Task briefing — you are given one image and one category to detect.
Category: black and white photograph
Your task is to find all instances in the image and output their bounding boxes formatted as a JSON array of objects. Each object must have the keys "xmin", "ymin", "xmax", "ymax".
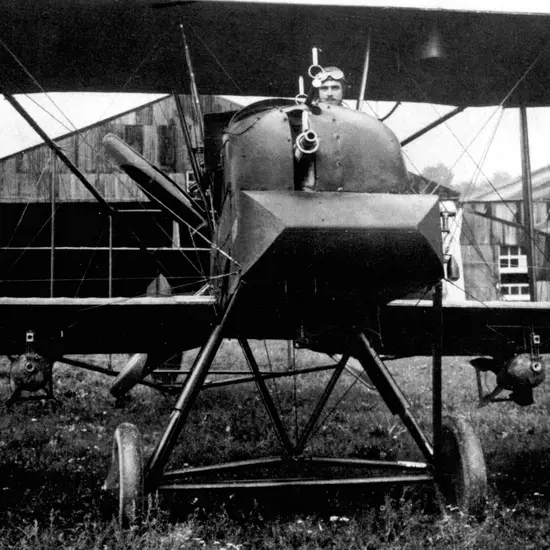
[{"xmin": 1, "ymin": 1, "xmax": 550, "ymax": 547}]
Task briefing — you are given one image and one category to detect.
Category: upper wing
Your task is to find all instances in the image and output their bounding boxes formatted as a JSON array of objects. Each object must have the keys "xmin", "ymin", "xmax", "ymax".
[
  {"xmin": 2, "ymin": 1, "xmax": 550, "ymax": 106},
  {"xmin": 378, "ymin": 299, "xmax": 550, "ymax": 357}
]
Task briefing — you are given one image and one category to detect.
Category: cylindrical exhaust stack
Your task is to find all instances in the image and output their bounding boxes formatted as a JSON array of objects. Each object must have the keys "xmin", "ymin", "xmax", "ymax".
[{"xmin": 103, "ymin": 133, "xmax": 207, "ymax": 229}]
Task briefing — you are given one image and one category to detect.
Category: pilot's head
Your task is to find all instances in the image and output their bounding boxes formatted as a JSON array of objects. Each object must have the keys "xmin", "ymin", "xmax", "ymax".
[{"xmin": 316, "ymin": 66, "xmax": 345, "ymax": 106}]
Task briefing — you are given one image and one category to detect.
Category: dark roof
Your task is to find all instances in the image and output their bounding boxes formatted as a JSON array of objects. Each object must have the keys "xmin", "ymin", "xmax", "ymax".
[
  {"xmin": 466, "ymin": 165, "xmax": 550, "ymax": 201},
  {"xmin": 408, "ymin": 172, "xmax": 460, "ymax": 199}
]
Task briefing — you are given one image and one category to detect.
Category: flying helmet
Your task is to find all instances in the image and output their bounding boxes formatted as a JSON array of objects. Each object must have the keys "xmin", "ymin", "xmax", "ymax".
[{"xmin": 312, "ymin": 66, "xmax": 346, "ymax": 88}]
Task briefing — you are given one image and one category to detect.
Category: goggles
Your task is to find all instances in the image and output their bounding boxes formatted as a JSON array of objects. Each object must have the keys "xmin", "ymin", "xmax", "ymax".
[
  {"xmin": 316, "ymin": 68, "xmax": 345, "ymax": 83},
  {"xmin": 311, "ymin": 68, "xmax": 345, "ymax": 89}
]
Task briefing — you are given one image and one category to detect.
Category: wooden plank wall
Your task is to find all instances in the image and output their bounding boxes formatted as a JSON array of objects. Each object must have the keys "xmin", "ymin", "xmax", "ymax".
[
  {"xmin": 0, "ymin": 95, "xmax": 238, "ymax": 203},
  {"xmin": 462, "ymin": 201, "xmax": 550, "ymax": 300}
]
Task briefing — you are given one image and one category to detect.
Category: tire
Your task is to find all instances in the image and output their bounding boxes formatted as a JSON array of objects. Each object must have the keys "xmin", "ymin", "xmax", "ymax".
[
  {"xmin": 438, "ymin": 415, "xmax": 487, "ymax": 519},
  {"xmin": 103, "ymin": 422, "xmax": 144, "ymax": 527}
]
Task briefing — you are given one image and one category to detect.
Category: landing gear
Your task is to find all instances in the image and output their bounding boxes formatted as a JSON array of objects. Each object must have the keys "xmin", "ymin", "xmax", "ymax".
[
  {"xmin": 103, "ymin": 422, "xmax": 144, "ymax": 527},
  {"xmin": 107, "ymin": 284, "xmax": 488, "ymax": 522},
  {"xmin": 438, "ymin": 416, "xmax": 487, "ymax": 519}
]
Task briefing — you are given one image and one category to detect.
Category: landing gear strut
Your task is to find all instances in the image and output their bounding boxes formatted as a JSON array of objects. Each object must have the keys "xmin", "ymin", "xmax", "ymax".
[{"xmin": 105, "ymin": 283, "xmax": 487, "ymax": 525}]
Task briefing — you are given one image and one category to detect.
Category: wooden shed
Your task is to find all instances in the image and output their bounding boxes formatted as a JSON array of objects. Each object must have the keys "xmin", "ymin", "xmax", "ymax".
[
  {"xmin": 0, "ymin": 94, "xmax": 241, "ymax": 298},
  {"xmin": 463, "ymin": 170, "xmax": 550, "ymax": 302}
]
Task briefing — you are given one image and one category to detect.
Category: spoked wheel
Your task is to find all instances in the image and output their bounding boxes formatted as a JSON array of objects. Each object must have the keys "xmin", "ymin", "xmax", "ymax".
[
  {"xmin": 438, "ymin": 415, "xmax": 487, "ymax": 519},
  {"xmin": 103, "ymin": 422, "xmax": 144, "ymax": 527}
]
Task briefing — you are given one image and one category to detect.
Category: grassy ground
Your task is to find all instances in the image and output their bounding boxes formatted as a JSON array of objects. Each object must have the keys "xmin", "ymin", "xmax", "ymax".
[{"xmin": 1, "ymin": 342, "xmax": 550, "ymax": 548}]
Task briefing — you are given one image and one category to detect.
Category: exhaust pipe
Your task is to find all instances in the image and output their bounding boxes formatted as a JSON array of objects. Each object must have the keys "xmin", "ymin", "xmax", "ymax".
[{"xmin": 103, "ymin": 133, "xmax": 206, "ymax": 228}]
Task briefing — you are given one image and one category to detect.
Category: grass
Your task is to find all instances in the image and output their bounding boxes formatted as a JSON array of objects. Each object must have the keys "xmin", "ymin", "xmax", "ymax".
[{"xmin": 1, "ymin": 343, "xmax": 550, "ymax": 548}]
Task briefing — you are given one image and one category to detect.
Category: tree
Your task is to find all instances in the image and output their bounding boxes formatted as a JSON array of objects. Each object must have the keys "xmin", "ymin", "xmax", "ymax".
[
  {"xmin": 421, "ymin": 163, "xmax": 454, "ymax": 187},
  {"xmin": 489, "ymin": 171, "xmax": 512, "ymax": 188},
  {"xmin": 455, "ymin": 171, "xmax": 513, "ymax": 198}
]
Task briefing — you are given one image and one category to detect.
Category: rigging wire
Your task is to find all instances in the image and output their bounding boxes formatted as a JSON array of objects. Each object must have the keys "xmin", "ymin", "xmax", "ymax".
[
  {"xmin": 0, "ymin": 38, "xmax": 242, "ymax": 293},
  {"xmin": 306, "ymin": 356, "xmax": 366, "ymax": 446},
  {"xmin": 2, "ymin": 144, "xmax": 209, "ymax": 296},
  {"xmin": 1, "ymin": 94, "xmax": 181, "ymax": 285},
  {"xmin": 404, "ymin": 46, "xmax": 550, "ymax": 269},
  {"xmin": 155, "ymin": 97, "xmax": 212, "ymax": 277},
  {"xmin": 401, "ymin": 45, "xmax": 550, "ymax": 303},
  {"xmin": 0, "ymin": 150, "xmax": 75, "ymax": 286},
  {"xmin": 290, "ymin": 342, "xmax": 299, "ymax": 445},
  {"xmin": 0, "ymin": 31, "xmax": 168, "ymax": 138},
  {"xmin": 106, "ymin": 166, "xmax": 207, "ymax": 280},
  {"xmin": 262, "ymin": 340, "xmax": 289, "ymax": 441},
  {"xmin": 188, "ymin": 26, "xmax": 244, "ymax": 96},
  {"xmin": 74, "ymin": 227, "xmax": 106, "ymax": 297},
  {"xmin": 0, "ymin": 30, "xmax": 208, "ymax": 272},
  {"xmin": 441, "ymin": 114, "xmax": 506, "ymax": 292},
  {"xmin": 3, "ymin": 155, "xmax": 53, "ymax": 250}
]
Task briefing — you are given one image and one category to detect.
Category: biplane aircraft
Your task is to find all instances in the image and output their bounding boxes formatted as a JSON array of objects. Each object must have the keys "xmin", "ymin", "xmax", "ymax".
[{"xmin": 2, "ymin": 0, "xmax": 550, "ymax": 526}]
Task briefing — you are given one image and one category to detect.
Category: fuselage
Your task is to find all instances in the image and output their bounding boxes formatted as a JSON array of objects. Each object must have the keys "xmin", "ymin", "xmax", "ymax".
[{"xmin": 211, "ymin": 100, "xmax": 443, "ymax": 341}]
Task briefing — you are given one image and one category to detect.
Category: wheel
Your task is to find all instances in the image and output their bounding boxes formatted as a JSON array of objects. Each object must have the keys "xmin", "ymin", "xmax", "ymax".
[
  {"xmin": 438, "ymin": 416, "xmax": 487, "ymax": 519},
  {"xmin": 103, "ymin": 422, "xmax": 144, "ymax": 527}
]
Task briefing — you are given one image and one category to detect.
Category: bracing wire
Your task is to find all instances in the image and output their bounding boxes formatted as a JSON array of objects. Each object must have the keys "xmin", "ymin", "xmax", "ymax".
[
  {"xmin": 290, "ymin": 342, "xmax": 299, "ymax": 445},
  {"xmin": 0, "ymin": 148, "xmax": 76, "ymax": 284},
  {"xmin": 74, "ymin": 228, "xmax": 106, "ymax": 297},
  {"xmin": 188, "ymin": 26, "xmax": 244, "ymax": 96},
  {"xmin": 0, "ymin": 38, "xmax": 242, "ymax": 294},
  {"xmin": 263, "ymin": 340, "xmax": 289, "ymax": 439},
  {"xmin": 404, "ymin": 45, "xmax": 550, "ymax": 275},
  {"xmin": 400, "ymin": 47, "xmax": 550, "ymax": 304},
  {"xmin": 306, "ymin": 357, "xmax": 367, "ymax": 446}
]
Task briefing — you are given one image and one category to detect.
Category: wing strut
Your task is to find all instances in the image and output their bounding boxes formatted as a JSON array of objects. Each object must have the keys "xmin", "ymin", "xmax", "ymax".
[
  {"xmin": 2, "ymin": 93, "xmax": 114, "ymax": 213},
  {"xmin": 180, "ymin": 25, "xmax": 204, "ymax": 143},
  {"xmin": 2, "ymin": 93, "xmax": 171, "ymax": 279},
  {"xmin": 144, "ymin": 285, "xmax": 241, "ymax": 492},
  {"xmin": 519, "ymin": 104, "xmax": 537, "ymax": 301},
  {"xmin": 356, "ymin": 28, "xmax": 372, "ymax": 112},
  {"xmin": 400, "ymin": 107, "xmax": 465, "ymax": 147}
]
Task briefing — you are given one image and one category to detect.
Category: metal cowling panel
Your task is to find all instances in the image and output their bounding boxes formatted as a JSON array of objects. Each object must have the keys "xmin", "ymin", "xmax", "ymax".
[
  {"xmin": 224, "ymin": 108, "xmax": 294, "ymax": 192},
  {"xmin": 312, "ymin": 105, "xmax": 410, "ymax": 193},
  {"xmin": 224, "ymin": 102, "xmax": 410, "ymax": 195},
  {"xmin": 232, "ymin": 191, "xmax": 443, "ymax": 303}
]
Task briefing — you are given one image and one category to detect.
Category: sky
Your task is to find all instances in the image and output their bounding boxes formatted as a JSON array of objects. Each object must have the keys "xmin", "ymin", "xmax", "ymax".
[
  {"xmin": 2, "ymin": 1, "xmax": 550, "ymax": 189},
  {"xmin": 0, "ymin": 93, "xmax": 167, "ymax": 157},
  {"xmin": 3, "ymin": 92, "xmax": 549, "ymax": 190},
  {"xmin": 380, "ymin": 102, "xmax": 550, "ymax": 186}
]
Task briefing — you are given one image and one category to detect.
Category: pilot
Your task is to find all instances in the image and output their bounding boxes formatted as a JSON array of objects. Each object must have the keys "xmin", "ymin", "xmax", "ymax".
[{"xmin": 315, "ymin": 66, "xmax": 346, "ymax": 106}]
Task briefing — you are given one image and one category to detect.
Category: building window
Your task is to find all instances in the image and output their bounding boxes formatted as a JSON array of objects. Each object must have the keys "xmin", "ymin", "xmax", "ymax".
[
  {"xmin": 501, "ymin": 283, "xmax": 530, "ymax": 300},
  {"xmin": 499, "ymin": 246, "xmax": 530, "ymax": 300},
  {"xmin": 499, "ymin": 246, "xmax": 528, "ymax": 273}
]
